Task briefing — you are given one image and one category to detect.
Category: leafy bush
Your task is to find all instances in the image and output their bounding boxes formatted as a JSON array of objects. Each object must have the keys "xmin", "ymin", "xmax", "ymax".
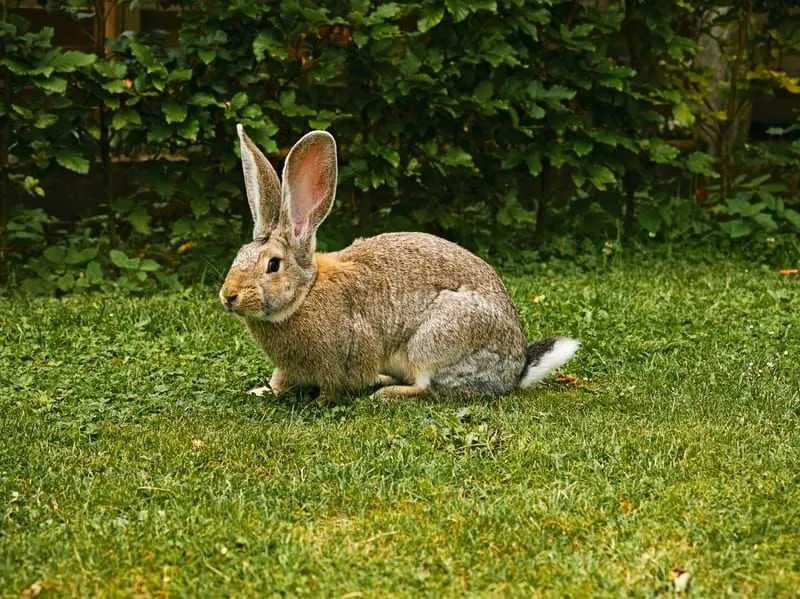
[{"xmin": 2, "ymin": 0, "xmax": 800, "ymax": 294}]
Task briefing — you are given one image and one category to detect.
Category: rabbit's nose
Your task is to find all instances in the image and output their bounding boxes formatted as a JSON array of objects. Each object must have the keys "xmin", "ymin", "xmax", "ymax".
[{"xmin": 223, "ymin": 293, "xmax": 238, "ymax": 309}]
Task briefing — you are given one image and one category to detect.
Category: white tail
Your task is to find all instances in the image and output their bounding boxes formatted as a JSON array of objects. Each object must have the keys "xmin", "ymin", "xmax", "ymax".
[{"xmin": 519, "ymin": 337, "xmax": 580, "ymax": 388}]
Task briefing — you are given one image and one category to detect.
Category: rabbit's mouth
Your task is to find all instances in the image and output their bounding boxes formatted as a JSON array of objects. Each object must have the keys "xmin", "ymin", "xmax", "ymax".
[{"xmin": 219, "ymin": 287, "xmax": 267, "ymax": 320}]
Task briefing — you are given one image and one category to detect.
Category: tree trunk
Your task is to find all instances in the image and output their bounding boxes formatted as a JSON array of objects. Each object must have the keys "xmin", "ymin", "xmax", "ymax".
[{"xmin": 95, "ymin": 0, "xmax": 116, "ymax": 241}]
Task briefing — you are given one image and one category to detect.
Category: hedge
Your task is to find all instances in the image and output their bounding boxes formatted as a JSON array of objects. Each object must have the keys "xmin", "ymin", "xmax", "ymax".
[{"xmin": 2, "ymin": 0, "xmax": 800, "ymax": 293}]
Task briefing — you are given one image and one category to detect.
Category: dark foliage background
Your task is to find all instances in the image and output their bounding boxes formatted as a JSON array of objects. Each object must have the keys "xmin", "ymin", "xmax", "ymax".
[{"xmin": 2, "ymin": 0, "xmax": 800, "ymax": 293}]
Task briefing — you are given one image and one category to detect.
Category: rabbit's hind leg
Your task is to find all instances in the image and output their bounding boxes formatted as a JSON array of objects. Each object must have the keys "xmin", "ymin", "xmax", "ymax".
[
  {"xmin": 405, "ymin": 290, "xmax": 525, "ymax": 398},
  {"xmin": 372, "ymin": 383, "xmax": 428, "ymax": 400}
]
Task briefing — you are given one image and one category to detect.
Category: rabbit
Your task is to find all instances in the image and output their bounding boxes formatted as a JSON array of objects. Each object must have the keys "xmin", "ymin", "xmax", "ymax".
[{"xmin": 219, "ymin": 125, "xmax": 579, "ymax": 402}]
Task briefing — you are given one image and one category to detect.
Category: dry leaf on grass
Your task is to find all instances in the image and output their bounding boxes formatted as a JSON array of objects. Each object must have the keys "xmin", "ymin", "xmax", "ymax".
[
  {"xmin": 21, "ymin": 581, "xmax": 43, "ymax": 598},
  {"xmin": 618, "ymin": 496, "xmax": 634, "ymax": 514},
  {"xmin": 555, "ymin": 373, "xmax": 578, "ymax": 385},
  {"xmin": 778, "ymin": 269, "xmax": 799, "ymax": 277}
]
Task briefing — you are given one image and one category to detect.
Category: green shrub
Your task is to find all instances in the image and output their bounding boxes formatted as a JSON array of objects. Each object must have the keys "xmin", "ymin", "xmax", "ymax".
[{"xmin": 2, "ymin": 1, "xmax": 800, "ymax": 293}]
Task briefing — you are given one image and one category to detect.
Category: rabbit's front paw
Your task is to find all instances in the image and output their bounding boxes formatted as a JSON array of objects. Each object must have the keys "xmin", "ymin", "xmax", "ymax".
[
  {"xmin": 267, "ymin": 368, "xmax": 292, "ymax": 396},
  {"xmin": 247, "ymin": 385, "xmax": 274, "ymax": 397}
]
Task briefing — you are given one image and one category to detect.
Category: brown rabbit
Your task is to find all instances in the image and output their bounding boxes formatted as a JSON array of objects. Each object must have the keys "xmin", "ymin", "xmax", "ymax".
[{"xmin": 220, "ymin": 126, "xmax": 579, "ymax": 401}]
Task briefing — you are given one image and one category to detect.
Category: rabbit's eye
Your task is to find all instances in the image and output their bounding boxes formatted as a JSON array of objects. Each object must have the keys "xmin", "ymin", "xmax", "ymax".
[{"xmin": 266, "ymin": 257, "xmax": 281, "ymax": 273}]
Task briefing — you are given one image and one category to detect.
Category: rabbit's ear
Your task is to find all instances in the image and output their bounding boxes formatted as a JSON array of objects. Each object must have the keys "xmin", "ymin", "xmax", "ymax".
[
  {"xmin": 281, "ymin": 131, "xmax": 337, "ymax": 242},
  {"xmin": 237, "ymin": 124, "xmax": 281, "ymax": 239}
]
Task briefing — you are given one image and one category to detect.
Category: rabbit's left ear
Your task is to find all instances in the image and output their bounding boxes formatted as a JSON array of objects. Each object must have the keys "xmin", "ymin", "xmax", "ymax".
[
  {"xmin": 281, "ymin": 131, "xmax": 337, "ymax": 242},
  {"xmin": 237, "ymin": 124, "xmax": 281, "ymax": 240}
]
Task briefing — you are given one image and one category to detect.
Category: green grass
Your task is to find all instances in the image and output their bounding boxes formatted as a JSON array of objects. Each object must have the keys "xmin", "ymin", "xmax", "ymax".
[{"xmin": 2, "ymin": 252, "xmax": 799, "ymax": 597}]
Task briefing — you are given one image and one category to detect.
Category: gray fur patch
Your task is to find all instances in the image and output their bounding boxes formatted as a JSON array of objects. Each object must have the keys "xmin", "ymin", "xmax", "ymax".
[{"xmin": 431, "ymin": 349, "xmax": 520, "ymax": 395}]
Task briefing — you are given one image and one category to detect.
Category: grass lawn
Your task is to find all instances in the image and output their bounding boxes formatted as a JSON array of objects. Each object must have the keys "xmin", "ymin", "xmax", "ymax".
[{"xmin": 2, "ymin": 251, "xmax": 799, "ymax": 596}]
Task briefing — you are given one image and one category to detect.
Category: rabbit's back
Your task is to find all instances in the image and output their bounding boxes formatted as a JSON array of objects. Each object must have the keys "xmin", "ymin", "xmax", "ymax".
[{"xmin": 341, "ymin": 232, "xmax": 514, "ymax": 299}]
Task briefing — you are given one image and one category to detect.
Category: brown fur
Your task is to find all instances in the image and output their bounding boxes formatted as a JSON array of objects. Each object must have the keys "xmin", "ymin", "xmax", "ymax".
[
  {"xmin": 314, "ymin": 253, "xmax": 357, "ymax": 284},
  {"xmin": 221, "ymin": 128, "xmax": 578, "ymax": 401}
]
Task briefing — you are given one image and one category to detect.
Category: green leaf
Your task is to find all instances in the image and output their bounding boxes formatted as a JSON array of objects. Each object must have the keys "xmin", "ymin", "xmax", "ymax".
[
  {"xmin": 784, "ymin": 208, "xmax": 800, "ymax": 229},
  {"xmin": 741, "ymin": 174, "xmax": 772, "ymax": 189},
  {"xmin": 527, "ymin": 81, "xmax": 575, "ymax": 101},
  {"xmin": 162, "ymin": 100, "xmax": 188, "ymax": 124},
  {"xmin": 109, "ymin": 249, "xmax": 139, "ymax": 270},
  {"xmin": 0, "ymin": 56, "xmax": 26, "ymax": 75},
  {"xmin": 497, "ymin": 195, "xmax": 535, "ymax": 226},
  {"xmin": 128, "ymin": 207, "xmax": 151, "ymax": 234},
  {"xmin": 253, "ymin": 32, "xmax": 287, "ymax": 61},
  {"xmin": 648, "ymin": 139, "xmax": 680, "ymax": 164},
  {"xmin": 418, "ymin": 6, "xmax": 445, "ymax": 32},
  {"xmin": 130, "ymin": 40, "xmax": 157, "ymax": 69},
  {"xmin": 35, "ymin": 77, "xmax": 67, "ymax": 94},
  {"xmin": 147, "ymin": 124, "xmax": 171, "ymax": 144},
  {"xmin": 673, "ymin": 102, "xmax": 695, "ymax": 127},
  {"xmin": 191, "ymin": 197, "xmax": 210, "ymax": 217},
  {"xmin": 572, "ymin": 140, "xmax": 593, "ymax": 157},
  {"xmin": 199, "ymin": 49, "xmax": 216, "ymax": 64},
  {"xmin": 112, "ymin": 109, "xmax": 142, "ymax": 130},
  {"xmin": 445, "ymin": 0, "xmax": 470, "ymax": 22},
  {"xmin": 526, "ymin": 153, "xmax": 542, "ymax": 177},
  {"xmin": 167, "ymin": 68, "xmax": 193, "ymax": 83},
  {"xmin": 57, "ymin": 272, "xmax": 75, "ymax": 292},
  {"xmin": 49, "ymin": 50, "xmax": 96, "ymax": 73},
  {"xmin": 279, "ymin": 90, "xmax": 296, "ymax": 111},
  {"xmin": 588, "ymin": 165, "xmax": 616, "ymax": 190},
  {"xmin": 639, "ymin": 206, "xmax": 661, "ymax": 233},
  {"xmin": 308, "ymin": 118, "xmax": 332, "ymax": 129},
  {"xmin": 178, "ymin": 119, "xmax": 200, "ymax": 141},
  {"xmin": 721, "ymin": 219, "xmax": 753, "ymax": 238},
  {"xmin": 753, "ymin": 213, "xmax": 778, "ymax": 231},
  {"xmin": 686, "ymin": 152, "xmax": 717, "ymax": 176},
  {"xmin": 139, "ymin": 259, "xmax": 160, "ymax": 272},
  {"xmin": 102, "ymin": 79, "xmax": 128, "ymax": 94},
  {"xmin": 86, "ymin": 260, "xmax": 104, "ymax": 284},
  {"xmin": 370, "ymin": 3, "xmax": 402, "ymax": 21},
  {"xmin": 55, "ymin": 151, "xmax": 90, "ymax": 174},
  {"xmin": 12, "ymin": 104, "xmax": 34, "ymax": 119},
  {"xmin": 94, "ymin": 60, "xmax": 127, "ymax": 79},
  {"xmin": 726, "ymin": 197, "xmax": 764, "ymax": 218},
  {"xmin": 65, "ymin": 247, "xmax": 98, "ymax": 264},
  {"xmin": 43, "ymin": 246, "xmax": 66, "ymax": 264},
  {"xmin": 380, "ymin": 147, "xmax": 401, "ymax": 168},
  {"xmin": 439, "ymin": 147, "xmax": 474, "ymax": 168},
  {"xmin": 230, "ymin": 92, "xmax": 249, "ymax": 111},
  {"xmin": 190, "ymin": 93, "xmax": 217, "ymax": 107},
  {"xmin": 34, "ymin": 113, "xmax": 58, "ymax": 129},
  {"xmin": 600, "ymin": 77, "xmax": 623, "ymax": 91},
  {"xmin": 591, "ymin": 130, "xmax": 622, "ymax": 147}
]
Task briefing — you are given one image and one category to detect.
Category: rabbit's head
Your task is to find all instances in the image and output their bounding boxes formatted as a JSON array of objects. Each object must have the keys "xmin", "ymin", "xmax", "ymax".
[{"xmin": 220, "ymin": 126, "xmax": 337, "ymax": 321}]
